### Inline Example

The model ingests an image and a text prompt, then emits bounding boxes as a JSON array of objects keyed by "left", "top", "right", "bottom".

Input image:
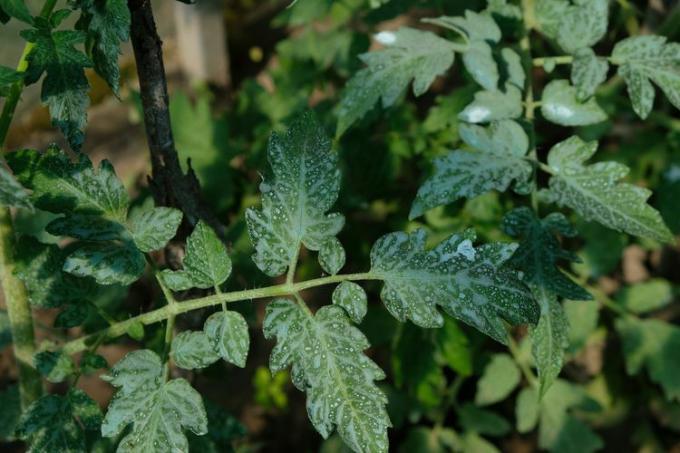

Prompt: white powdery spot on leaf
[
  {"left": 246, "top": 112, "right": 345, "bottom": 277},
  {"left": 263, "top": 300, "right": 390, "bottom": 452},
  {"left": 369, "top": 228, "right": 538, "bottom": 344}
]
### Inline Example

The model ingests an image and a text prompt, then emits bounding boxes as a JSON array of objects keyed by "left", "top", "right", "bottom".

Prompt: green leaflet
[
  {"left": 556, "top": 0, "right": 608, "bottom": 54},
  {"left": 540, "top": 79, "right": 607, "bottom": 126},
  {"left": 246, "top": 112, "right": 344, "bottom": 277},
  {"left": 8, "top": 148, "right": 184, "bottom": 285},
  {"left": 502, "top": 207, "right": 591, "bottom": 300},
  {"left": 529, "top": 287, "right": 569, "bottom": 397},
  {"left": 426, "top": 11, "right": 502, "bottom": 91},
  {"left": 332, "top": 281, "right": 368, "bottom": 324},
  {"left": 171, "top": 311, "right": 250, "bottom": 369},
  {"left": 101, "top": 349, "right": 209, "bottom": 451},
  {"left": 458, "top": 85, "right": 523, "bottom": 123},
  {"left": 8, "top": 148, "right": 128, "bottom": 220},
  {"left": 515, "top": 381, "right": 603, "bottom": 453},
  {"left": 543, "top": 136, "right": 674, "bottom": 243},
  {"left": 615, "top": 317, "right": 680, "bottom": 401},
  {"left": 16, "top": 389, "right": 102, "bottom": 452},
  {"left": 571, "top": 48, "right": 609, "bottom": 101},
  {"left": 63, "top": 241, "right": 146, "bottom": 286},
  {"left": 501, "top": 48, "right": 525, "bottom": 89},
  {"left": 369, "top": 229, "right": 538, "bottom": 344},
  {"left": 436, "top": 317, "right": 473, "bottom": 376},
  {"left": 475, "top": 353, "right": 521, "bottom": 406},
  {"left": 318, "top": 237, "right": 346, "bottom": 275},
  {"left": 15, "top": 237, "right": 95, "bottom": 308},
  {"left": 128, "top": 206, "right": 183, "bottom": 253},
  {"left": 171, "top": 331, "right": 221, "bottom": 369},
  {"left": 410, "top": 120, "right": 532, "bottom": 218},
  {"left": 611, "top": 35, "right": 680, "bottom": 119},
  {"left": 336, "top": 28, "right": 458, "bottom": 135},
  {"left": 76, "top": 0, "right": 131, "bottom": 94},
  {"left": 264, "top": 299, "right": 390, "bottom": 453},
  {"left": 46, "top": 213, "right": 126, "bottom": 241},
  {"left": 0, "top": 0, "right": 32, "bottom": 24},
  {"left": 160, "top": 220, "right": 231, "bottom": 290},
  {"left": 204, "top": 311, "right": 250, "bottom": 368},
  {"left": 0, "top": 162, "right": 32, "bottom": 209},
  {"left": 533, "top": 0, "right": 569, "bottom": 39},
  {"left": 21, "top": 26, "right": 92, "bottom": 150},
  {"left": 615, "top": 279, "right": 673, "bottom": 314},
  {"left": 34, "top": 350, "right": 76, "bottom": 383},
  {"left": 0, "top": 65, "right": 23, "bottom": 97}
]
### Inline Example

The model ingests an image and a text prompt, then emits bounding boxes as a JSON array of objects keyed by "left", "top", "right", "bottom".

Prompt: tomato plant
[{"left": 0, "top": 0, "right": 679, "bottom": 451}]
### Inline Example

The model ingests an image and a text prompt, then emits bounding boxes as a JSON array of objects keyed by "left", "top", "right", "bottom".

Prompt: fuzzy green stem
[
  {"left": 532, "top": 56, "right": 574, "bottom": 67},
  {"left": 0, "top": 0, "right": 61, "bottom": 410},
  {"left": 61, "top": 272, "right": 378, "bottom": 356},
  {"left": 0, "top": 209, "right": 42, "bottom": 409}
]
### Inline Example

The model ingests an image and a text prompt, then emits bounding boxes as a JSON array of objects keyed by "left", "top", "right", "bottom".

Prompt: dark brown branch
[{"left": 128, "top": 0, "right": 225, "bottom": 240}]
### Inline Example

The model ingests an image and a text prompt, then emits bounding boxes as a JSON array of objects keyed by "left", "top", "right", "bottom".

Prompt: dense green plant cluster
[{"left": 0, "top": 0, "right": 680, "bottom": 452}]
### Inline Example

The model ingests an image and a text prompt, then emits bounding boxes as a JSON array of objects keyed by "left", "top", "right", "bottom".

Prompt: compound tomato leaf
[
  {"left": 611, "top": 35, "right": 680, "bottom": 119},
  {"left": 458, "top": 85, "right": 523, "bottom": 123},
  {"left": 7, "top": 148, "right": 129, "bottom": 221},
  {"left": 541, "top": 80, "right": 607, "bottom": 126},
  {"left": 246, "top": 112, "right": 344, "bottom": 277},
  {"left": 101, "top": 349, "right": 208, "bottom": 451},
  {"left": 543, "top": 136, "right": 674, "bottom": 243},
  {"left": 128, "top": 206, "right": 183, "bottom": 252},
  {"left": 370, "top": 229, "right": 538, "bottom": 344},
  {"left": 75, "top": 0, "right": 130, "bottom": 95},
  {"left": 502, "top": 206, "right": 591, "bottom": 300},
  {"left": 171, "top": 331, "right": 221, "bottom": 370},
  {"left": 20, "top": 28, "right": 92, "bottom": 150},
  {"left": 410, "top": 120, "right": 532, "bottom": 218},
  {"left": 264, "top": 299, "right": 390, "bottom": 453},
  {"left": 529, "top": 286, "right": 569, "bottom": 398},
  {"left": 63, "top": 241, "right": 145, "bottom": 286},
  {"left": 160, "top": 220, "right": 231, "bottom": 290},
  {"left": 204, "top": 311, "right": 250, "bottom": 368},
  {"left": 336, "top": 28, "right": 458, "bottom": 136}
]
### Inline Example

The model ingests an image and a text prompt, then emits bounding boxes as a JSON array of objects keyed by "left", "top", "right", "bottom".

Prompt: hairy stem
[
  {"left": 0, "top": 0, "right": 61, "bottom": 409},
  {"left": 61, "top": 272, "right": 378, "bottom": 356},
  {"left": 532, "top": 56, "right": 574, "bottom": 67},
  {"left": 0, "top": 210, "right": 42, "bottom": 409},
  {"left": 128, "top": 0, "right": 225, "bottom": 239}
]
